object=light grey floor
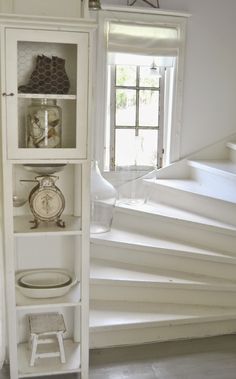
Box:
[90,334,236,379]
[1,334,236,379]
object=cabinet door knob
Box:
[2,92,14,96]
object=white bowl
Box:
[19,270,71,288]
[23,164,66,175]
[15,269,77,298]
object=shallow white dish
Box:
[23,164,66,175]
[19,270,71,288]
[15,269,77,298]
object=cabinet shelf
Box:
[14,215,82,236]
[18,339,81,377]
[16,282,81,309]
[18,93,77,100]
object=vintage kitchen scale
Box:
[22,174,66,229]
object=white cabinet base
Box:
[18,339,81,377]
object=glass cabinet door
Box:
[4,28,89,159]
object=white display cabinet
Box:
[3,27,90,159]
[0,15,96,379]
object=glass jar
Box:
[26,99,62,148]
[116,169,147,205]
[90,161,117,234]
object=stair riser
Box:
[90,283,236,307]
[91,243,236,281]
[155,159,191,179]
[146,183,236,227]
[190,165,236,195]
[228,147,236,163]
[113,210,236,254]
[90,319,236,348]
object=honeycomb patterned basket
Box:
[18,54,70,94]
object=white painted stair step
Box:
[146,177,236,204]
[90,259,236,307]
[89,300,236,348]
[90,300,236,330]
[144,166,236,229]
[145,177,236,227]
[115,202,236,232]
[227,141,236,150]
[112,204,236,255]
[188,159,236,177]
[188,160,236,206]
[91,228,236,280]
[91,242,236,282]
[91,228,236,262]
[90,258,236,288]
[227,141,236,163]
[143,158,236,226]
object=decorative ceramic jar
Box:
[90,161,117,233]
[26,99,61,148]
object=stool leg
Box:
[30,335,38,367]
[57,332,66,363]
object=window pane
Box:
[139,66,160,88]
[139,90,159,127]
[115,129,158,167]
[116,89,136,126]
[116,65,136,86]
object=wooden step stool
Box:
[28,312,66,367]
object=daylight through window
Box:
[105,53,175,170]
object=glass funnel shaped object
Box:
[90,161,117,233]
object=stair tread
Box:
[227,141,236,150]
[115,201,236,231]
[90,258,236,289]
[91,227,236,263]
[145,177,236,204]
[90,300,236,329]
[189,159,236,176]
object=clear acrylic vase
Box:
[90,161,117,234]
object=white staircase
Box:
[89,136,236,348]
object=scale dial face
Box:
[31,188,64,221]
[29,176,65,223]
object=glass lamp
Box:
[150,60,161,77]
[89,0,101,10]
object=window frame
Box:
[109,63,165,170]
[94,7,189,172]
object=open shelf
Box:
[18,339,81,377]
[16,282,81,309]
[14,215,82,236]
[18,93,76,100]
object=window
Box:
[109,62,164,170]
[95,10,187,172]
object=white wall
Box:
[102,0,236,158]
